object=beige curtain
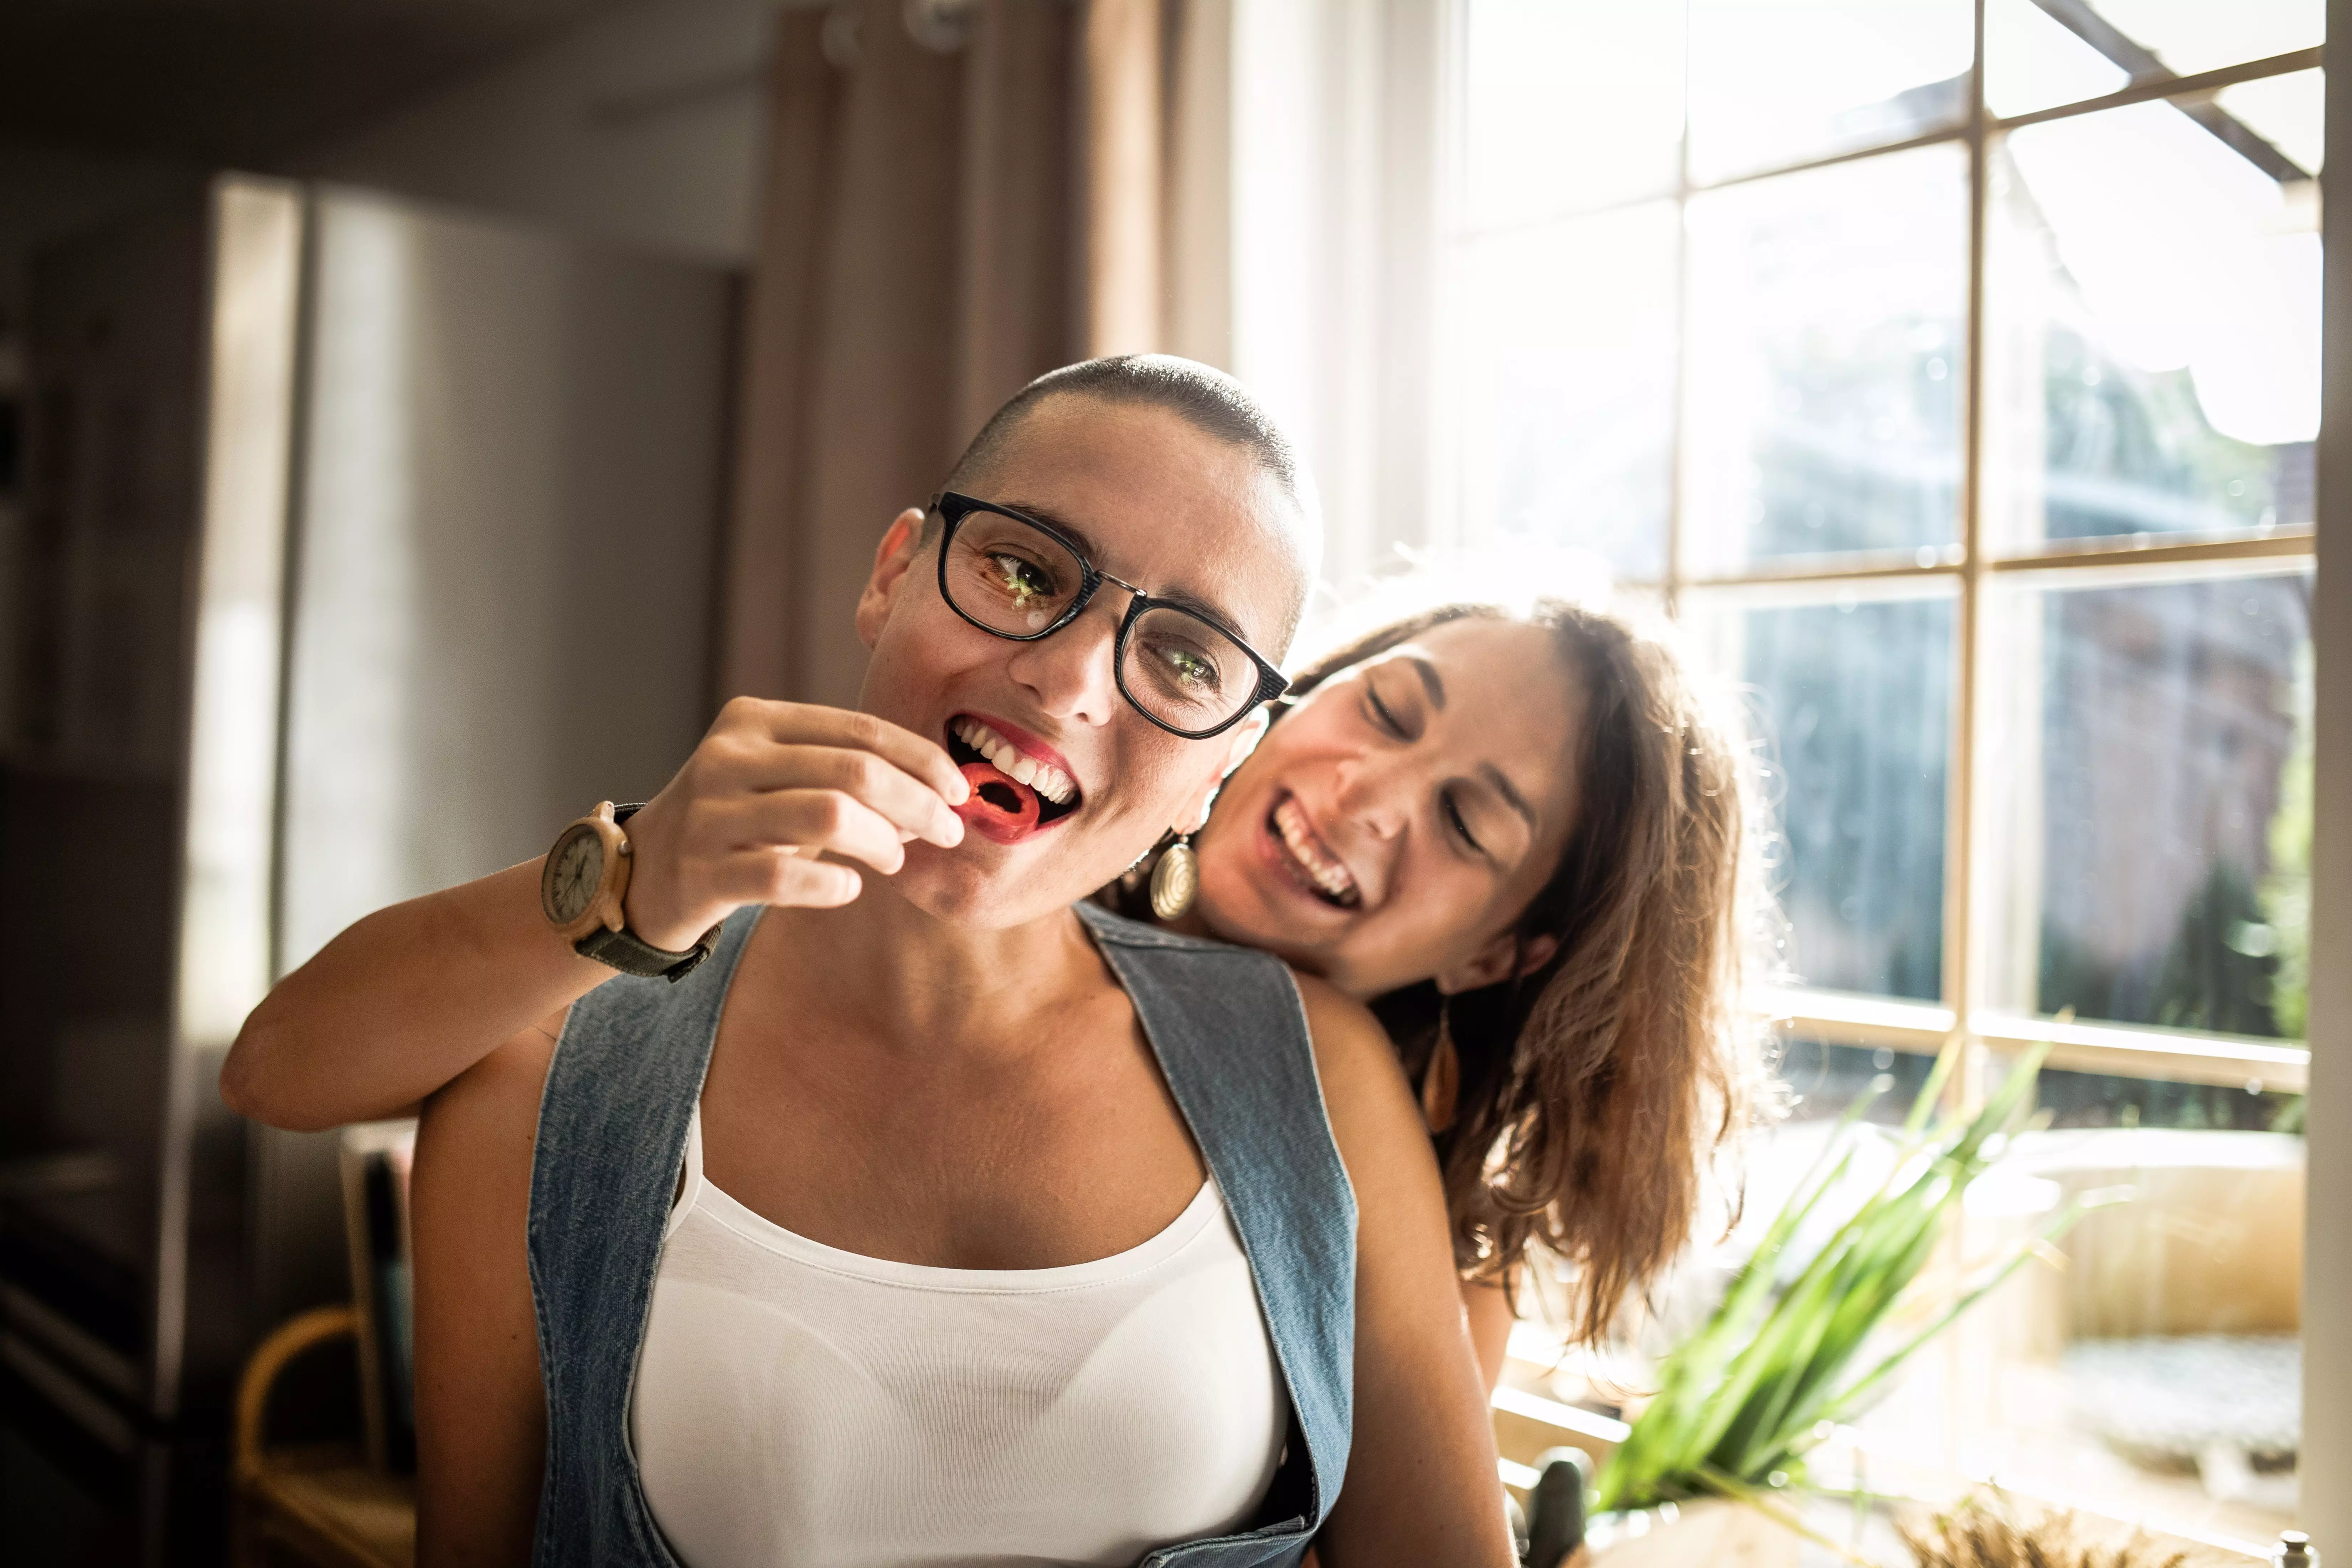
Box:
[722,0,1182,709]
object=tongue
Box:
[955,760,1041,844]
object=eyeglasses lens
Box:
[944,510,1085,636]
[944,505,1259,734]
[1120,605,1255,732]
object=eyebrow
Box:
[1003,498,1257,641]
[1479,761,1538,833]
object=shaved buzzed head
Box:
[942,355,1324,653]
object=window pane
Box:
[1976,571,2314,1038]
[1686,0,1972,184]
[1774,1035,1943,1128]
[1990,0,2321,120]
[1460,0,1683,228]
[1986,96,2319,553]
[2216,67,2327,176]
[1681,1034,2305,1542]
[1947,1052,2307,1540]
[1985,0,2130,119]
[1682,146,1967,574]
[2030,1060,2302,1132]
[1688,591,1951,1001]
[1453,202,1676,580]
[2081,0,2320,81]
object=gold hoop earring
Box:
[1421,997,1460,1135]
[1149,834,1198,921]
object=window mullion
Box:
[1665,0,1695,621]
[1944,0,1992,1116]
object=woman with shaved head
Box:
[229,357,1517,1568]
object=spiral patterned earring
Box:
[1149,833,1198,921]
[1420,997,1460,1135]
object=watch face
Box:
[545,824,605,924]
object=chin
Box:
[1193,853,1317,965]
[891,840,1119,931]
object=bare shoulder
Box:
[419,1009,563,1159]
[412,1016,562,1565]
[413,1018,560,1270]
[1289,972,1435,1195]
[412,1023,557,1288]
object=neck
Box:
[754,878,1107,1056]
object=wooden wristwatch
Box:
[541,801,719,982]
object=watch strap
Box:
[575,920,721,983]
[575,803,712,981]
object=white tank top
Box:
[628,1111,1288,1568]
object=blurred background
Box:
[0,1,2338,1563]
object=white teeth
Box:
[1273,797,1358,901]
[952,718,1078,806]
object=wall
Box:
[0,145,206,687]
[0,146,205,330]
[294,0,775,265]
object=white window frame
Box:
[1438,11,2322,1089]
[1427,0,2347,1538]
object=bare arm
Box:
[220,699,970,1132]
[221,862,605,1130]
[412,1031,555,1567]
[1299,978,1516,1568]
[1462,1278,1515,1395]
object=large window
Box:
[1453,0,2317,1542]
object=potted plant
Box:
[1580,1040,2098,1565]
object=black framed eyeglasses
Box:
[930,490,1290,739]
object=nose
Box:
[1331,746,1413,842]
[1002,590,1123,729]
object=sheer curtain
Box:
[1223,0,1451,596]
[723,0,1178,708]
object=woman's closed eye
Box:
[1362,678,1419,741]
[1441,788,1487,856]
[1361,676,1494,857]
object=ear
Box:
[854,508,929,650]
[1434,930,1559,997]
[1173,706,1272,836]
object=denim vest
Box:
[527,901,1357,1567]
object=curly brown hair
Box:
[1283,600,1762,1346]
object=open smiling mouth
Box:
[1268,792,1360,908]
[946,716,1084,845]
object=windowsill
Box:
[1492,1322,2289,1563]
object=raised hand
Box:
[618,698,971,950]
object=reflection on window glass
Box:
[1987,97,2319,551]
[1984,0,2130,119]
[1683,146,1966,572]
[2031,1062,2302,1133]
[1775,1036,1941,1127]
[1979,573,2313,1037]
[2088,0,2322,79]
[1952,1051,2307,1532]
[2215,67,2327,176]
[1460,0,1683,228]
[1740,1038,2306,1535]
[1686,0,1972,182]
[1454,202,1677,580]
[1986,0,2322,120]
[1694,593,1950,1000]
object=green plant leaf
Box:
[1598,1042,2068,1511]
